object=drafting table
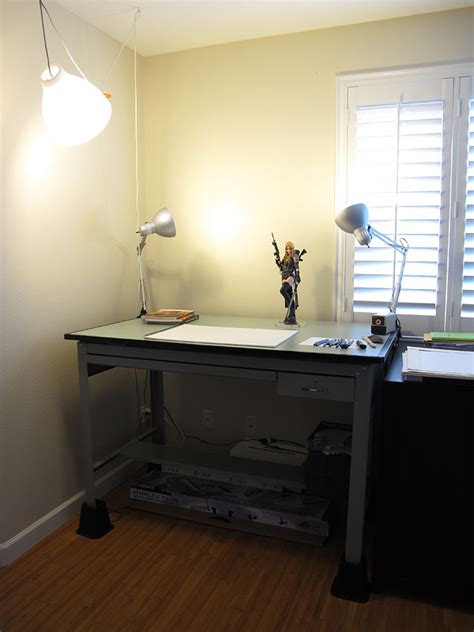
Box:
[65,315,397,602]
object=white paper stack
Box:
[402,346,474,380]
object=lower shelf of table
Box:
[128,498,327,547]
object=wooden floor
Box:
[1,501,473,632]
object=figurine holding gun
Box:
[271,233,307,325]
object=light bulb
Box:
[40,65,112,146]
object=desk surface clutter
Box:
[66,315,392,360]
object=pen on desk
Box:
[355,339,367,350]
[362,336,376,348]
[313,338,330,347]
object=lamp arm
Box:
[389,246,408,313]
[368,226,408,256]
[136,236,148,317]
[368,227,409,313]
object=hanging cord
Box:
[131,10,142,310]
[133,12,140,231]
[39,0,88,80]
[102,7,140,91]
[39,1,140,88]
[39,0,52,76]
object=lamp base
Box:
[371,311,396,335]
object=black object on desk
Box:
[372,342,474,604]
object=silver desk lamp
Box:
[335,203,409,334]
[136,207,176,316]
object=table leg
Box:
[150,370,165,444]
[75,343,114,539]
[331,365,373,602]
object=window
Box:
[460,96,474,318]
[336,63,474,334]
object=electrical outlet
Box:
[202,409,214,428]
[245,415,257,437]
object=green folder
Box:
[430,331,474,342]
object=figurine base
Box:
[277,319,304,329]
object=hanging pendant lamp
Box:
[40,65,112,146]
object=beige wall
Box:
[0,1,141,544]
[143,8,474,321]
[142,8,474,447]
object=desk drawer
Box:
[277,372,354,402]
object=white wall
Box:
[0,1,141,548]
[141,8,474,449]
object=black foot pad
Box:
[330,557,370,603]
[76,499,114,539]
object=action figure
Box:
[272,233,307,325]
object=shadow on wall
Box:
[163,372,353,453]
[311,263,333,321]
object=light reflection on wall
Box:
[23,134,52,179]
[207,204,242,241]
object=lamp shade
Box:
[41,65,112,146]
[335,203,372,246]
[138,208,176,238]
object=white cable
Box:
[42,4,88,80]
[134,13,140,231]
[102,8,140,90]
[43,2,140,91]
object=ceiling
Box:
[55,0,474,56]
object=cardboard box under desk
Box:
[130,470,329,539]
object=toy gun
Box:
[293,248,307,283]
[294,248,307,263]
[271,233,282,268]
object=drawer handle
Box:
[302,387,328,393]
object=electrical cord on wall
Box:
[131,372,307,450]
[109,509,124,523]
[163,404,306,450]
[134,369,150,436]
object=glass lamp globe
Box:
[40,65,112,146]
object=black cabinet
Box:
[372,344,473,604]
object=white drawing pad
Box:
[145,324,298,348]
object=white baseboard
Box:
[0,459,140,566]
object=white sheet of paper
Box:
[146,324,298,348]
[300,337,323,346]
[405,346,474,377]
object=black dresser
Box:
[372,342,474,604]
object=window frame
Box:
[446,75,474,330]
[335,61,474,334]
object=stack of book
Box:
[143,309,198,325]
[423,331,474,350]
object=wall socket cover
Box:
[202,409,214,428]
[245,415,257,436]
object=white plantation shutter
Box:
[337,64,474,334]
[461,98,474,318]
[351,101,443,317]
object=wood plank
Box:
[1,488,473,632]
